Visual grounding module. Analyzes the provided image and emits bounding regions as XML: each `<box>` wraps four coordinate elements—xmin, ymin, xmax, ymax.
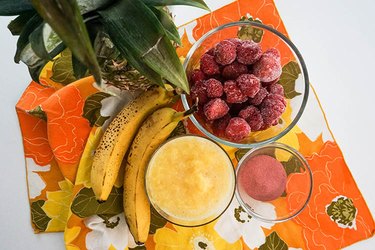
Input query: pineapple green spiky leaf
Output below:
<box><xmin>143</xmin><ymin>0</ymin><xmax>210</xmax><ymax>11</ymax></box>
<box><xmin>15</xmin><ymin>14</ymin><xmax>43</xmax><ymax>63</ymax></box>
<box><xmin>7</xmin><ymin>10</ymin><xmax>36</xmax><ymax>36</ymax></box>
<box><xmin>0</xmin><ymin>0</ymin><xmax>34</xmax><ymax>16</ymax></box>
<box><xmin>30</xmin><ymin>0</ymin><xmax>102</xmax><ymax>85</ymax></box>
<box><xmin>72</xmin><ymin>54</ymin><xmax>89</xmax><ymax>79</ymax></box>
<box><xmin>99</xmin><ymin>0</ymin><xmax>189</xmax><ymax>93</ymax></box>
<box><xmin>28</xmin><ymin>59</ymin><xmax>49</xmax><ymax>83</ymax></box>
<box><xmin>29</xmin><ymin>23</ymin><xmax>53</xmax><ymax>61</ymax></box>
<box><xmin>151</xmin><ymin>7</ymin><xmax>181</xmax><ymax>46</ymax></box>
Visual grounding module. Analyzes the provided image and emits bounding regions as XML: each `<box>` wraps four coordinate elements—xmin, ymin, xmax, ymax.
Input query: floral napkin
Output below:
<box><xmin>16</xmin><ymin>0</ymin><xmax>374</xmax><ymax>249</ymax></box>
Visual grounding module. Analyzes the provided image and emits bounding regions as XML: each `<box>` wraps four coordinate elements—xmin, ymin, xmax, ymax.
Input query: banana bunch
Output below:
<box><xmin>91</xmin><ymin>87</ymin><xmax>174</xmax><ymax>201</ymax></box>
<box><xmin>123</xmin><ymin>107</ymin><xmax>194</xmax><ymax>243</ymax></box>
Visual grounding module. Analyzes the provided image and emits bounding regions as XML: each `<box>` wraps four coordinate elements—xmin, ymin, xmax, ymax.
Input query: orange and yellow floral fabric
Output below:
<box><xmin>15</xmin><ymin>0</ymin><xmax>374</xmax><ymax>249</ymax></box>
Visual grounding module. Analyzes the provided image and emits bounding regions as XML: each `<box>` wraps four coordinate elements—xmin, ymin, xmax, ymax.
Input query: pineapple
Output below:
<box><xmin>0</xmin><ymin>0</ymin><xmax>210</xmax><ymax>93</ymax></box>
<box><xmin>95</xmin><ymin>32</ymin><xmax>152</xmax><ymax>91</ymax></box>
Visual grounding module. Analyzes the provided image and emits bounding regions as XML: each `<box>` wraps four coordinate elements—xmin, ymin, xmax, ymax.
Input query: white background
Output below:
<box><xmin>0</xmin><ymin>0</ymin><xmax>374</xmax><ymax>249</ymax></box>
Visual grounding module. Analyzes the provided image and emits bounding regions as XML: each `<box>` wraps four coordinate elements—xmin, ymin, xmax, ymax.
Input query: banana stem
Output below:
<box><xmin>183</xmin><ymin>101</ymin><xmax>198</xmax><ymax>117</ymax></box>
<box><xmin>172</xmin><ymin>102</ymin><xmax>198</xmax><ymax>122</ymax></box>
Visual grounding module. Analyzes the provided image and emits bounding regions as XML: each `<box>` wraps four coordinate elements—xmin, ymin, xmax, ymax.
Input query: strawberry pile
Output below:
<box><xmin>189</xmin><ymin>38</ymin><xmax>286</xmax><ymax>142</ymax></box>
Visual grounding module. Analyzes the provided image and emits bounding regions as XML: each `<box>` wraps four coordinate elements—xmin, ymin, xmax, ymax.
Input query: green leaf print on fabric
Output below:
<box><xmin>237</xmin><ymin>15</ymin><xmax>264</xmax><ymax>43</ymax></box>
<box><xmin>326</xmin><ymin>196</ymin><xmax>357</xmax><ymax>229</ymax></box>
<box><xmin>149</xmin><ymin>205</ymin><xmax>167</xmax><ymax>234</ymax></box>
<box><xmin>281</xmin><ymin>156</ymin><xmax>304</xmax><ymax>176</ymax></box>
<box><xmin>83</xmin><ymin>92</ymin><xmax>111</xmax><ymax>127</ymax></box>
<box><xmin>234</xmin><ymin>205</ymin><xmax>252</xmax><ymax>223</ymax></box>
<box><xmin>27</xmin><ymin>105</ymin><xmax>47</xmax><ymax>121</ymax></box>
<box><xmin>71</xmin><ymin>187</ymin><xmax>123</xmax><ymax>218</ymax></box>
<box><xmin>98</xmin><ymin>214</ymin><xmax>120</xmax><ymax>229</ymax></box>
<box><xmin>259</xmin><ymin>231</ymin><xmax>288</xmax><ymax>250</ymax></box>
<box><xmin>279</xmin><ymin>61</ymin><xmax>302</xmax><ymax>99</ymax></box>
<box><xmin>50</xmin><ymin>50</ymin><xmax>77</xmax><ymax>85</ymax></box>
<box><xmin>31</xmin><ymin>200</ymin><xmax>51</xmax><ymax>231</ymax></box>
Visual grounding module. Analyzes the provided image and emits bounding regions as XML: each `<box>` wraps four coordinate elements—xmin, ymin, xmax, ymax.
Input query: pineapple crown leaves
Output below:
<box><xmin>1</xmin><ymin>0</ymin><xmax>210</xmax><ymax>93</ymax></box>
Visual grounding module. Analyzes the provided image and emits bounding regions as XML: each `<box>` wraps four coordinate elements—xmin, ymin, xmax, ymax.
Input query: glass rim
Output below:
<box><xmin>235</xmin><ymin>142</ymin><xmax>313</xmax><ymax>223</ymax></box>
<box><xmin>144</xmin><ymin>134</ymin><xmax>236</xmax><ymax>227</ymax></box>
<box><xmin>181</xmin><ymin>20</ymin><xmax>310</xmax><ymax>148</ymax></box>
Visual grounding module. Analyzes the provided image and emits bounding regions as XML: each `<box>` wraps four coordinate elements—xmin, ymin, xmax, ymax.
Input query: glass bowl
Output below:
<box><xmin>235</xmin><ymin>142</ymin><xmax>313</xmax><ymax>223</ymax></box>
<box><xmin>181</xmin><ymin>21</ymin><xmax>309</xmax><ymax>148</ymax></box>
<box><xmin>145</xmin><ymin>135</ymin><xmax>236</xmax><ymax>227</ymax></box>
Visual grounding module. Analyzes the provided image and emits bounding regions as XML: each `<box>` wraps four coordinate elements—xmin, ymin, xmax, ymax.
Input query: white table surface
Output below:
<box><xmin>0</xmin><ymin>0</ymin><xmax>374</xmax><ymax>249</ymax></box>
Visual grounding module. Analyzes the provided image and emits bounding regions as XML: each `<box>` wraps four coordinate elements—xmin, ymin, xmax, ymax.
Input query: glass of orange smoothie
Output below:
<box><xmin>145</xmin><ymin>135</ymin><xmax>236</xmax><ymax>226</ymax></box>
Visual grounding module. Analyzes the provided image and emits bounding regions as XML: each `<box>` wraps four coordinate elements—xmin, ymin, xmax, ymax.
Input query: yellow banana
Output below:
<box><xmin>91</xmin><ymin>87</ymin><xmax>174</xmax><ymax>201</ymax></box>
<box><xmin>123</xmin><ymin>106</ymin><xmax>195</xmax><ymax>243</ymax></box>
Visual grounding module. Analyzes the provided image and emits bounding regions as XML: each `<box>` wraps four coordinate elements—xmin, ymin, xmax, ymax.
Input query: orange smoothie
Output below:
<box><xmin>145</xmin><ymin>136</ymin><xmax>235</xmax><ymax>225</ymax></box>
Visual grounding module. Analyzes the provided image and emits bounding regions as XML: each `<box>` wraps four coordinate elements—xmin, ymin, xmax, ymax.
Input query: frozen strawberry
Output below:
<box><xmin>222</xmin><ymin>61</ymin><xmax>248</xmax><ymax>79</ymax></box>
<box><xmin>239</xmin><ymin>106</ymin><xmax>264</xmax><ymax>131</ymax></box>
<box><xmin>225</xmin><ymin>117</ymin><xmax>251</xmax><ymax>142</ymax></box>
<box><xmin>250</xmin><ymin>87</ymin><xmax>268</xmax><ymax>106</ymax></box>
<box><xmin>213</xmin><ymin>114</ymin><xmax>231</xmax><ymax>136</ymax></box>
<box><xmin>263</xmin><ymin>48</ymin><xmax>281</xmax><ymax>61</ymax></box>
<box><xmin>261</xmin><ymin>107</ymin><xmax>282</xmax><ymax>127</ymax></box>
<box><xmin>190</xmin><ymin>69</ymin><xmax>206</xmax><ymax>84</ymax></box>
<box><xmin>224</xmin><ymin>80</ymin><xmax>248</xmax><ymax>103</ymax></box>
<box><xmin>249</xmin><ymin>112</ymin><xmax>264</xmax><ymax>131</ymax></box>
<box><xmin>253</xmin><ymin>55</ymin><xmax>282</xmax><ymax>82</ymax></box>
<box><xmin>190</xmin><ymin>81</ymin><xmax>208</xmax><ymax>104</ymax></box>
<box><xmin>214</xmin><ymin>40</ymin><xmax>237</xmax><ymax>65</ymax></box>
<box><xmin>203</xmin><ymin>98</ymin><xmax>230</xmax><ymax>121</ymax></box>
<box><xmin>261</xmin><ymin>77</ymin><xmax>280</xmax><ymax>87</ymax></box>
<box><xmin>205</xmin><ymin>78</ymin><xmax>223</xmax><ymax>98</ymax></box>
<box><xmin>200</xmin><ymin>53</ymin><xmax>220</xmax><ymax>75</ymax></box>
<box><xmin>261</xmin><ymin>94</ymin><xmax>286</xmax><ymax>111</ymax></box>
<box><xmin>260</xmin><ymin>94</ymin><xmax>286</xmax><ymax>126</ymax></box>
<box><xmin>239</xmin><ymin>105</ymin><xmax>258</xmax><ymax>120</ymax></box>
<box><xmin>226</xmin><ymin>38</ymin><xmax>242</xmax><ymax>47</ymax></box>
<box><xmin>237</xmin><ymin>40</ymin><xmax>262</xmax><ymax>65</ymax></box>
<box><xmin>206</xmin><ymin>47</ymin><xmax>215</xmax><ymax>56</ymax></box>
<box><xmin>268</xmin><ymin>83</ymin><xmax>284</xmax><ymax>96</ymax></box>
<box><xmin>236</xmin><ymin>74</ymin><xmax>261</xmax><ymax>98</ymax></box>
<box><xmin>263</xmin><ymin>93</ymin><xmax>287</xmax><ymax>107</ymax></box>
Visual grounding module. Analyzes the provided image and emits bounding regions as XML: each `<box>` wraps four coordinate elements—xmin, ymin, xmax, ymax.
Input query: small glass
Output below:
<box><xmin>236</xmin><ymin>142</ymin><xmax>313</xmax><ymax>223</ymax></box>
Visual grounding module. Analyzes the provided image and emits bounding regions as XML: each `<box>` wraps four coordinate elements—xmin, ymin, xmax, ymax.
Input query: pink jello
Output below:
<box><xmin>238</xmin><ymin>155</ymin><xmax>287</xmax><ymax>201</ymax></box>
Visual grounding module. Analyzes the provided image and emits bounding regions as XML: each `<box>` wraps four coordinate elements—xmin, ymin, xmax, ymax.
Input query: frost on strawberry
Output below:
<box><xmin>203</xmin><ymin>98</ymin><xmax>230</xmax><ymax>121</ymax></box>
<box><xmin>238</xmin><ymin>106</ymin><xmax>264</xmax><ymax>131</ymax></box>
<box><xmin>200</xmin><ymin>53</ymin><xmax>220</xmax><ymax>75</ymax></box>
<box><xmin>268</xmin><ymin>83</ymin><xmax>284</xmax><ymax>96</ymax></box>
<box><xmin>222</xmin><ymin>61</ymin><xmax>248</xmax><ymax>80</ymax></box>
<box><xmin>191</xmin><ymin>81</ymin><xmax>208</xmax><ymax>104</ymax></box>
<box><xmin>214</xmin><ymin>40</ymin><xmax>237</xmax><ymax>65</ymax></box>
<box><xmin>189</xmin><ymin>69</ymin><xmax>206</xmax><ymax>84</ymax></box>
<box><xmin>224</xmin><ymin>80</ymin><xmax>248</xmax><ymax>103</ymax></box>
<box><xmin>236</xmin><ymin>40</ymin><xmax>262</xmax><ymax>65</ymax></box>
<box><xmin>225</xmin><ymin>117</ymin><xmax>251</xmax><ymax>142</ymax></box>
<box><xmin>263</xmin><ymin>47</ymin><xmax>281</xmax><ymax>61</ymax></box>
<box><xmin>253</xmin><ymin>55</ymin><xmax>282</xmax><ymax>82</ymax></box>
<box><xmin>250</xmin><ymin>87</ymin><xmax>268</xmax><ymax>106</ymax></box>
<box><xmin>236</xmin><ymin>74</ymin><xmax>261</xmax><ymax>98</ymax></box>
<box><xmin>260</xmin><ymin>94</ymin><xmax>286</xmax><ymax>127</ymax></box>
<box><xmin>225</xmin><ymin>38</ymin><xmax>242</xmax><ymax>47</ymax></box>
<box><xmin>205</xmin><ymin>78</ymin><xmax>223</xmax><ymax>98</ymax></box>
